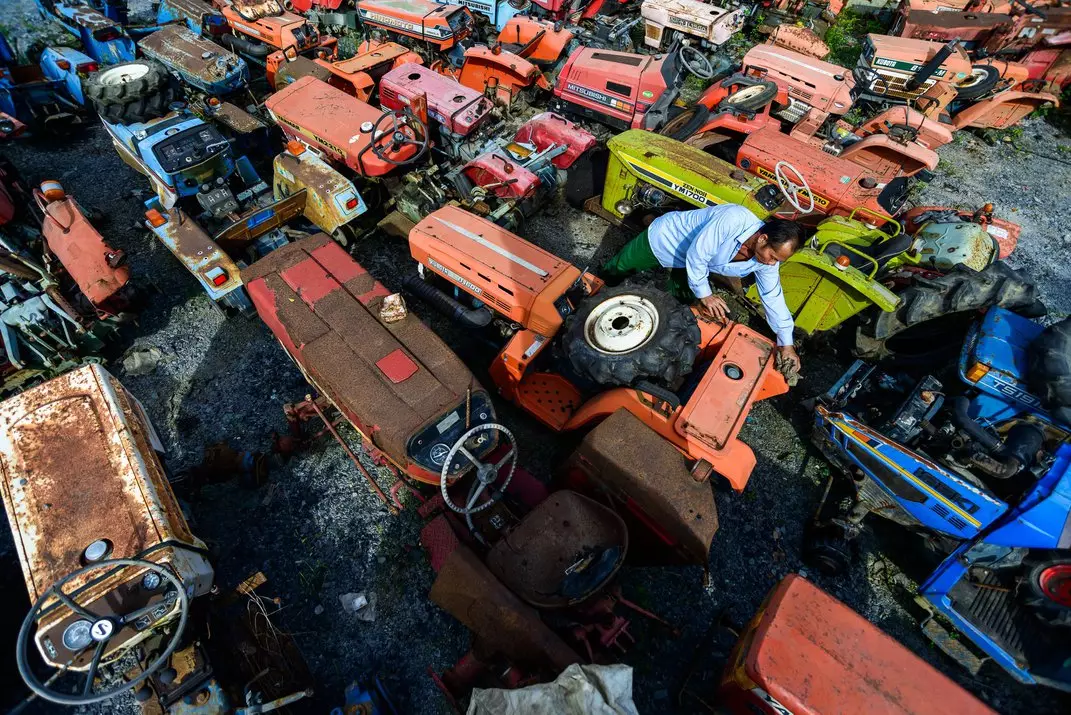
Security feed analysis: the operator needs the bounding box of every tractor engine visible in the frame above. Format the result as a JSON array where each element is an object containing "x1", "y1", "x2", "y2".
[
  {"x1": 379, "y1": 63, "x2": 496, "y2": 162},
  {"x1": 395, "y1": 112, "x2": 596, "y2": 229}
]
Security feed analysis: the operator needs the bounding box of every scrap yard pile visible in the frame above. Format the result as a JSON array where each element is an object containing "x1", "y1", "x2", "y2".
[{"x1": 1, "y1": 0, "x2": 1070, "y2": 713}]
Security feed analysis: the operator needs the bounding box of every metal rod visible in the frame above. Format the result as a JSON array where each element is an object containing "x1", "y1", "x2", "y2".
[{"x1": 306, "y1": 397, "x2": 396, "y2": 514}]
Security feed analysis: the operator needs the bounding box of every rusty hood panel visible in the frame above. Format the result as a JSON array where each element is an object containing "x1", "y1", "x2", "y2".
[
  {"x1": 0, "y1": 365, "x2": 194, "y2": 600},
  {"x1": 139, "y1": 25, "x2": 248, "y2": 89},
  {"x1": 566, "y1": 408, "x2": 718, "y2": 565},
  {"x1": 241, "y1": 234, "x2": 482, "y2": 474}
]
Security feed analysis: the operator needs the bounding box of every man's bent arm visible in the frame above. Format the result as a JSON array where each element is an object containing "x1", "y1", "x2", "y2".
[{"x1": 755, "y1": 267, "x2": 795, "y2": 346}]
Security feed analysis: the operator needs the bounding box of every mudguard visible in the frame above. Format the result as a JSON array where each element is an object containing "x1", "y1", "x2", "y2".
[
  {"x1": 273, "y1": 148, "x2": 366, "y2": 235},
  {"x1": 951, "y1": 90, "x2": 1060, "y2": 130},
  {"x1": 751, "y1": 247, "x2": 899, "y2": 335}
]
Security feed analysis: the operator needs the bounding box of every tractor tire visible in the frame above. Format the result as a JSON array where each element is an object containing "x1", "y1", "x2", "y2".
[
  {"x1": 718, "y1": 80, "x2": 779, "y2": 112},
  {"x1": 1028, "y1": 317, "x2": 1071, "y2": 414},
  {"x1": 96, "y1": 87, "x2": 174, "y2": 126},
  {"x1": 955, "y1": 65, "x2": 1002, "y2": 100},
  {"x1": 855, "y1": 262, "x2": 1043, "y2": 365},
  {"x1": 803, "y1": 533, "x2": 852, "y2": 576},
  {"x1": 1025, "y1": 557, "x2": 1071, "y2": 615},
  {"x1": 659, "y1": 105, "x2": 710, "y2": 141},
  {"x1": 560, "y1": 284, "x2": 700, "y2": 387},
  {"x1": 84, "y1": 61, "x2": 167, "y2": 110}
]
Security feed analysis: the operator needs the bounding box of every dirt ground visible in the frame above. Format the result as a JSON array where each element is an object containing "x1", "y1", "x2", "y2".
[{"x1": 1, "y1": 2, "x2": 1070, "y2": 714}]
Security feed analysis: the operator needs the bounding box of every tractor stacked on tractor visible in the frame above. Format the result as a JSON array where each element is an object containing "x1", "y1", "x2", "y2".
[{"x1": 3, "y1": 0, "x2": 1070, "y2": 713}]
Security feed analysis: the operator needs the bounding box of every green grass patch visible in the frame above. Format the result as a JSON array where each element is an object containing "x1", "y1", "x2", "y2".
[{"x1": 825, "y1": 9, "x2": 889, "y2": 68}]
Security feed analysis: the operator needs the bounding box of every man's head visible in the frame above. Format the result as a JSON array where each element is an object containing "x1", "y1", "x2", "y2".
[{"x1": 753, "y1": 219, "x2": 804, "y2": 265}]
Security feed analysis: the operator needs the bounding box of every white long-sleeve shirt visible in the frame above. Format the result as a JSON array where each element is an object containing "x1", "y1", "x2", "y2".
[{"x1": 648, "y1": 204, "x2": 796, "y2": 346}]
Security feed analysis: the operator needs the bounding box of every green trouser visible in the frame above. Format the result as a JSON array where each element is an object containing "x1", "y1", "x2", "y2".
[{"x1": 602, "y1": 229, "x2": 692, "y2": 301}]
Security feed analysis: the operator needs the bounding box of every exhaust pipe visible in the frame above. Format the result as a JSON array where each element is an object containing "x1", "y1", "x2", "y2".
[
  {"x1": 906, "y1": 39, "x2": 959, "y2": 92},
  {"x1": 403, "y1": 273, "x2": 493, "y2": 329},
  {"x1": 218, "y1": 33, "x2": 270, "y2": 58}
]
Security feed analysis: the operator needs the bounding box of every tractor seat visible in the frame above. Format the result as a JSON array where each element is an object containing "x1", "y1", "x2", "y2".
[
  {"x1": 485, "y1": 490, "x2": 627, "y2": 609},
  {"x1": 825, "y1": 232, "x2": 913, "y2": 272}
]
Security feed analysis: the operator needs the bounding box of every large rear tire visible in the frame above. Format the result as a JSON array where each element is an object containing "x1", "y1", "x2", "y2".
[
  {"x1": 560, "y1": 284, "x2": 700, "y2": 387},
  {"x1": 84, "y1": 61, "x2": 172, "y2": 125},
  {"x1": 855, "y1": 262, "x2": 1042, "y2": 365},
  {"x1": 955, "y1": 65, "x2": 1002, "y2": 101},
  {"x1": 1028, "y1": 317, "x2": 1071, "y2": 419}
]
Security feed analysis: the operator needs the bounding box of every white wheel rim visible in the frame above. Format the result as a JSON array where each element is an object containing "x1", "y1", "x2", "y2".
[
  {"x1": 727, "y1": 85, "x2": 767, "y2": 104},
  {"x1": 584, "y1": 295, "x2": 660, "y2": 354},
  {"x1": 958, "y1": 67, "x2": 988, "y2": 89},
  {"x1": 99, "y1": 65, "x2": 149, "y2": 86}
]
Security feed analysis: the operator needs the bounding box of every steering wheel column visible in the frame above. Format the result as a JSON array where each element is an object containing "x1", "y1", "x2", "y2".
[
  {"x1": 17, "y1": 558, "x2": 191, "y2": 705},
  {"x1": 439, "y1": 423, "x2": 518, "y2": 515}
]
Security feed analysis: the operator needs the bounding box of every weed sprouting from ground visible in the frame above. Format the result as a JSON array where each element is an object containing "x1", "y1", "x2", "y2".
[{"x1": 825, "y1": 8, "x2": 889, "y2": 68}]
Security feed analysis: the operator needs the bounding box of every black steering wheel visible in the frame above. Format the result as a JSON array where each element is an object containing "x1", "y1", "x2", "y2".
[
  {"x1": 439, "y1": 423, "x2": 517, "y2": 515},
  {"x1": 17, "y1": 558, "x2": 190, "y2": 705},
  {"x1": 678, "y1": 44, "x2": 714, "y2": 80},
  {"x1": 370, "y1": 110, "x2": 429, "y2": 167}
]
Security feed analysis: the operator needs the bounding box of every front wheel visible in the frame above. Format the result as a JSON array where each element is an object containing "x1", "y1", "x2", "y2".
[{"x1": 560, "y1": 284, "x2": 701, "y2": 387}]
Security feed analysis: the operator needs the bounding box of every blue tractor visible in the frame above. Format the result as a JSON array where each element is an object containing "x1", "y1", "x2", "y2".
[
  {"x1": 0, "y1": 33, "x2": 95, "y2": 136},
  {"x1": 33, "y1": 0, "x2": 137, "y2": 64},
  {"x1": 809, "y1": 306, "x2": 1071, "y2": 690}
]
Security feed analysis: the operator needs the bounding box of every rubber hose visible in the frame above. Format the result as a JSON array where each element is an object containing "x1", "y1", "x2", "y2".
[
  {"x1": 218, "y1": 33, "x2": 270, "y2": 58},
  {"x1": 950, "y1": 396, "x2": 1001, "y2": 452},
  {"x1": 403, "y1": 274, "x2": 493, "y2": 328}
]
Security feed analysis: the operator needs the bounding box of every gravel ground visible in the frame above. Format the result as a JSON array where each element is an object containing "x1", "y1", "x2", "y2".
[{"x1": 1, "y1": 2, "x2": 1070, "y2": 714}]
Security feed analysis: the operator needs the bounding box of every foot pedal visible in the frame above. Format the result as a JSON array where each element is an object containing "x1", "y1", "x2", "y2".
[{"x1": 915, "y1": 596, "x2": 986, "y2": 676}]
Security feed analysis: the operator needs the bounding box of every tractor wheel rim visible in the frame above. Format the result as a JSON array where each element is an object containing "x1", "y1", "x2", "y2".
[
  {"x1": 585, "y1": 295, "x2": 659, "y2": 354},
  {"x1": 958, "y1": 68, "x2": 988, "y2": 88},
  {"x1": 99, "y1": 64, "x2": 149, "y2": 86},
  {"x1": 1039, "y1": 564, "x2": 1071, "y2": 607},
  {"x1": 727, "y1": 85, "x2": 767, "y2": 104}
]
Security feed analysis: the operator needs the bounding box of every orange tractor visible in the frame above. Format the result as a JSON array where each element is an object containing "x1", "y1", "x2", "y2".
[
  {"x1": 214, "y1": 0, "x2": 337, "y2": 62},
  {"x1": 405, "y1": 206, "x2": 789, "y2": 498},
  {"x1": 264, "y1": 74, "x2": 429, "y2": 180},
  {"x1": 266, "y1": 39, "x2": 422, "y2": 98}
]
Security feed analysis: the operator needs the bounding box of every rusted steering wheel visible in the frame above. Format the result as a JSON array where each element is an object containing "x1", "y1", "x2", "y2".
[{"x1": 440, "y1": 423, "x2": 517, "y2": 515}]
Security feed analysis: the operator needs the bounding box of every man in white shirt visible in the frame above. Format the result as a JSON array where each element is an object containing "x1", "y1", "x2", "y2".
[{"x1": 603, "y1": 203, "x2": 804, "y2": 371}]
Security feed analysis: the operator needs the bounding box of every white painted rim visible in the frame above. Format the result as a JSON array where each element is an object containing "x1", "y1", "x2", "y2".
[
  {"x1": 584, "y1": 295, "x2": 660, "y2": 354},
  {"x1": 99, "y1": 64, "x2": 150, "y2": 86},
  {"x1": 726, "y1": 85, "x2": 768, "y2": 104}
]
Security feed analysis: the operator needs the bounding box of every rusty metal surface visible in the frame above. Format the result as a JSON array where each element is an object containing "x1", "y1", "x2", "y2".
[
  {"x1": 152, "y1": 207, "x2": 238, "y2": 282},
  {"x1": 274, "y1": 151, "x2": 360, "y2": 234},
  {"x1": 139, "y1": 25, "x2": 245, "y2": 86},
  {"x1": 429, "y1": 544, "x2": 582, "y2": 673},
  {"x1": 566, "y1": 408, "x2": 718, "y2": 566},
  {"x1": 206, "y1": 101, "x2": 266, "y2": 135},
  {"x1": 63, "y1": 3, "x2": 116, "y2": 30},
  {"x1": 0, "y1": 365, "x2": 213, "y2": 668},
  {"x1": 486, "y1": 491, "x2": 626, "y2": 609}
]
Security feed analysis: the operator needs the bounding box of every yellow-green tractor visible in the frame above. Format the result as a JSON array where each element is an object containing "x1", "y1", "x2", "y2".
[{"x1": 570, "y1": 129, "x2": 1041, "y2": 362}]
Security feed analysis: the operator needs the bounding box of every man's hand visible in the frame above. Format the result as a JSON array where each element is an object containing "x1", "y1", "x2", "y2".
[
  {"x1": 775, "y1": 345, "x2": 802, "y2": 386},
  {"x1": 697, "y1": 295, "x2": 729, "y2": 322}
]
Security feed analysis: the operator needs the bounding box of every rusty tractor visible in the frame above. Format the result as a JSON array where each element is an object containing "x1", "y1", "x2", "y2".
[{"x1": 3, "y1": 364, "x2": 314, "y2": 710}]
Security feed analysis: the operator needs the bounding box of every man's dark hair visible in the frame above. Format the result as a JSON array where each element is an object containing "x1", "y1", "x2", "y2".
[{"x1": 762, "y1": 219, "x2": 804, "y2": 251}]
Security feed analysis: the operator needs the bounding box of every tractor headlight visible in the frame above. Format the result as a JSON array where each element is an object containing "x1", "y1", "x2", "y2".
[{"x1": 614, "y1": 200, "x2": 633, "y2": 216}]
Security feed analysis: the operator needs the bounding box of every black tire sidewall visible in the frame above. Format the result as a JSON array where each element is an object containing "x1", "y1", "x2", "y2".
[
  {"x1": 561, "y1": 284, "x2": 700, "y2": 387},
  {"x1": 955, "y1": 65, "x2": 1001, "y2": 101}
]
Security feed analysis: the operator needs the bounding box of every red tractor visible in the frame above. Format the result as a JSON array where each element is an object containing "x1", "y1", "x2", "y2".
[{"x1": 264, "y1": 75, "x2": 429, "y2": 180}]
